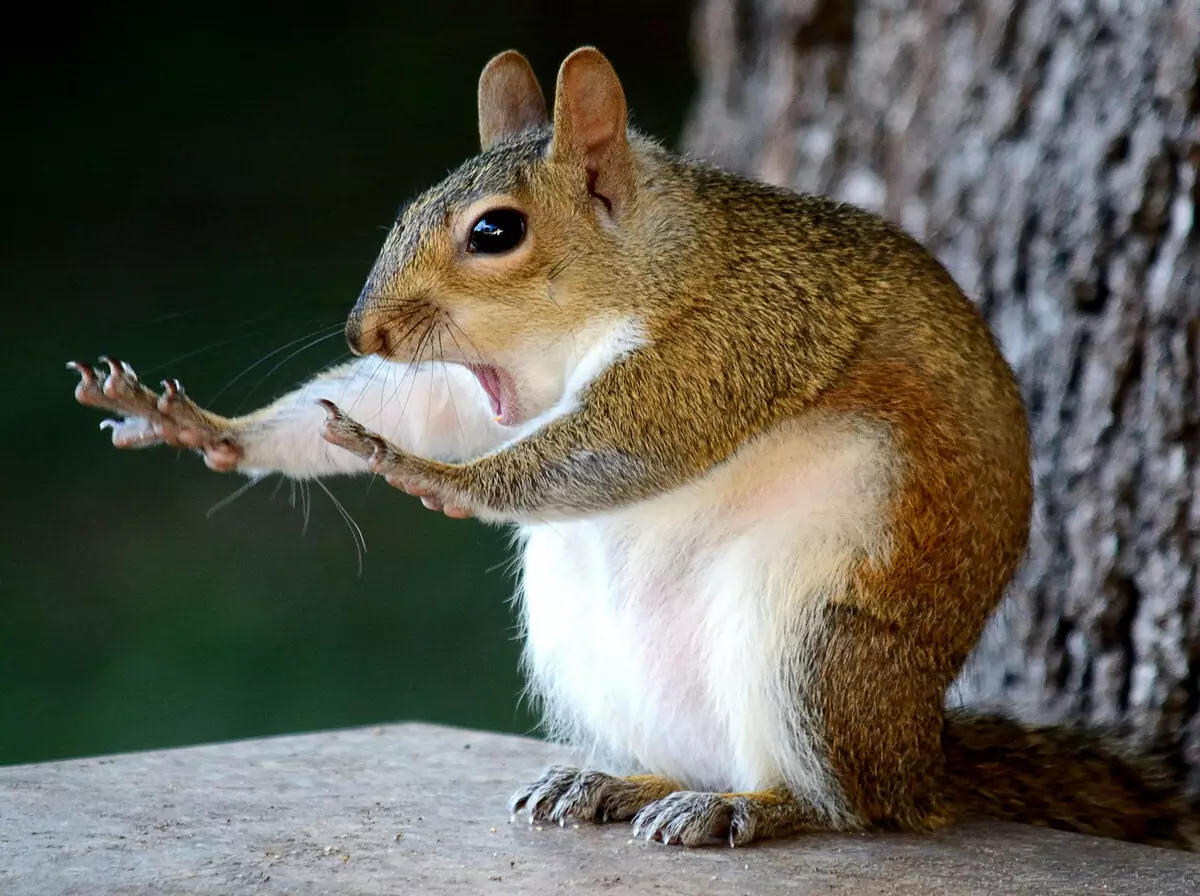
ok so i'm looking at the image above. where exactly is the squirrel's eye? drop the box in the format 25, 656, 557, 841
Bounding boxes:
468, 209, 526, 254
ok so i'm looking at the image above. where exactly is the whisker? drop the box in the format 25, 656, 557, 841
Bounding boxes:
425, 329, 438, 442
485, 553, 524, 577
355, 296, 429, 314
369, 305, 428, 349
345, 308, 426, 410
347, 306, 435, 499
205, 474, 268, 519
300, 479, 312, 536
440, 328, 469, 450
395, 318, 440, 424
364, 466, 383, 498
234, 329, 346, 412
143, 323, 290, 376
447, 319, 487, 366
315, 479, 367, 577
348, 352, 390, 412
537, 253, 583, 367
547, 247, 583, 282
338, 306, 427, 412
209, 322, 345, 406
368, 312, 438, 432
134, 308, 202, 327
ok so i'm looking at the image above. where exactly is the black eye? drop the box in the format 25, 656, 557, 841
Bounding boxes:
467, 209, 526, 254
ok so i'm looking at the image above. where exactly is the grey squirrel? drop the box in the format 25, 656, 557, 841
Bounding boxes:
69, 47, 1196, 849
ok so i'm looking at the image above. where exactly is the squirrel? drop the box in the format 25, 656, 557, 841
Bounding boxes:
68, 47, 1197, 850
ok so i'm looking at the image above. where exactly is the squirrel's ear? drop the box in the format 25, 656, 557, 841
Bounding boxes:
550, 47, 632, 213
478, 50, 548, 151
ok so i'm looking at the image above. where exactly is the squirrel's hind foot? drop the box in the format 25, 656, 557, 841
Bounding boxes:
631, 787, 825, 847
509, 766, 676, 826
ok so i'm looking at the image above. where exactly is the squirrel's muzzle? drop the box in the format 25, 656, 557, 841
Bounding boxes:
344, 313, 381, 357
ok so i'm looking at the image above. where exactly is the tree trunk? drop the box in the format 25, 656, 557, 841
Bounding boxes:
685, 0, 1200, 792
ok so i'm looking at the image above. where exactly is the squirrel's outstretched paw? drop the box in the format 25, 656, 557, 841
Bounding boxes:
631, 791, 761, 847
68, 358, 241, 471
318, 400, 472, 518
509, 767, 677, 825
317, 399, 395, 465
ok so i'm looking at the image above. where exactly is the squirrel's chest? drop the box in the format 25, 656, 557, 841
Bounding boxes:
518, 512, 736, 788
515, 414, 898, 792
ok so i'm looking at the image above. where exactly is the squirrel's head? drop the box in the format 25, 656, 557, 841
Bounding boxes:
345, 47, 666, 427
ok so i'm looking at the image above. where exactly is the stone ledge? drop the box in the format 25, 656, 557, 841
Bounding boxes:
1, 722, 1195, 895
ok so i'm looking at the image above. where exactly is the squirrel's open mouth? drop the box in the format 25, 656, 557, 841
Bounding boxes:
463, 363, 520, 426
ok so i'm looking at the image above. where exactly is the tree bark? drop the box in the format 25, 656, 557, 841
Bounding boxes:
685, 0, 1200, 791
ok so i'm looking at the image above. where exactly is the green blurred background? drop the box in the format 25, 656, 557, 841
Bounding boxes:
1, 2, 694, 765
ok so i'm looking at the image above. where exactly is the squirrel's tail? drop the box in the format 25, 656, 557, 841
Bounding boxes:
941, 709, 1198, 851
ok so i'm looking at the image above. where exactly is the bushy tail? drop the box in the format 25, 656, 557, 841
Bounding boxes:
942, 709, 1198, 851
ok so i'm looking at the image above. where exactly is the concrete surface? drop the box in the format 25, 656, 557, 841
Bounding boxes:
0, 722, 1196, 895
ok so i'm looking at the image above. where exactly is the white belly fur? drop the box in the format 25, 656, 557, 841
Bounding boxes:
515, 411, 898, 821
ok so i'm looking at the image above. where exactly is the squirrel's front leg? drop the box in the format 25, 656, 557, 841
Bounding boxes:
317, 355, 719, 522
318, 396, 691, 523
69, 356, 506, 482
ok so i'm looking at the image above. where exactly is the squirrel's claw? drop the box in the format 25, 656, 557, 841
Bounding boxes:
318, 400, 402, 473
68, 361, 106, 408
318, 400, 473, 518
97, 356, 159, 414
507, 765, 581, 823
317, 399, 373, 459
69, 357, 241, 468
509, 767, 677, 828
158, 378, 221, 450
630, 791, 758, 847
68, 356, 161, 419
319, 401, 412, 476
69, 358, 163, 446
98, 415, 161, 449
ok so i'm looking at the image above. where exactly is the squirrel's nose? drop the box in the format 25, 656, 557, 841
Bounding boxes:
344, 314, 382, 357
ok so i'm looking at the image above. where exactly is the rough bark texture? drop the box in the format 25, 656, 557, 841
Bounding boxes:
684, 0, 1200, 792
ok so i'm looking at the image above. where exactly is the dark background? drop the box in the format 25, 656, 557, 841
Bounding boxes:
1, 2, 695, 765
